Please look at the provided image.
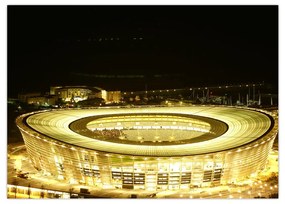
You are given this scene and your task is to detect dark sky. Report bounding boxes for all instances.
[8,6,278,97]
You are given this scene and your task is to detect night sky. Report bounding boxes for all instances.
[8,6,278,97]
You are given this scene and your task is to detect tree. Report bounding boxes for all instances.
[269,193,278,198]
[76,98,104,107]
[40,185,45,198]
[11,180,18,198]
[266,172,278,182]
[27,183,31,199]
[69,187,74,198]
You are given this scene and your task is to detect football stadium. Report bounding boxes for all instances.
[16,106,278,190]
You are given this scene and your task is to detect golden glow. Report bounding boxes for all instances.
[15,106,277,191]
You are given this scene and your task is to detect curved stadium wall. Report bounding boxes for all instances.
[16,106,278,190]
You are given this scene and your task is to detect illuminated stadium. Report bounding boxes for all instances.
[16,106,278,190]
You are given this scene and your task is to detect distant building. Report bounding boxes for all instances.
[104,91,121,103]
[18,92,58,106]
[18,86,122,106]
[18,92,41,103]
[27,96,58,106]
[50,86,122,104]
[50,86,103,103]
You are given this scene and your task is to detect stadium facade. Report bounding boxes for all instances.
[16,106,278,190]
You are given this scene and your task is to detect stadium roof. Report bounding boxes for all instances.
[22,106,274,156]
